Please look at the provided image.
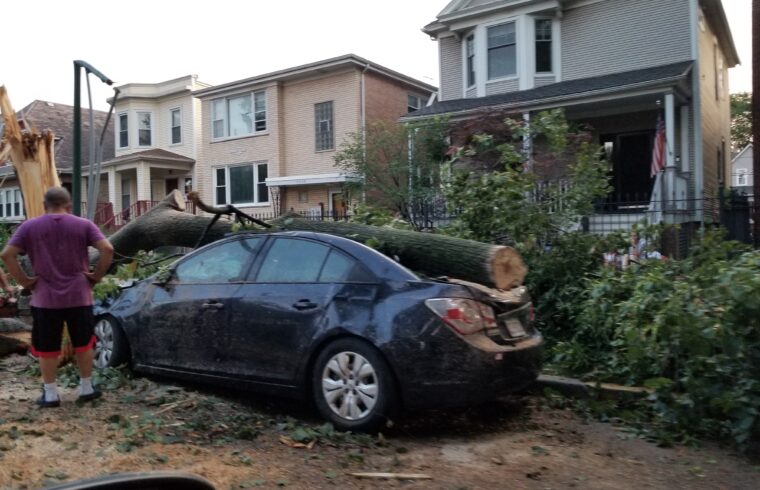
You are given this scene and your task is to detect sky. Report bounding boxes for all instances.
[0,0,752,112]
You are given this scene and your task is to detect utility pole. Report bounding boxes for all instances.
[754,0,760,246]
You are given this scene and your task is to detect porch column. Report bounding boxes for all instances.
[665,93,676,204]
[107,168,117,211]
[680,106,690,174]
[136,162,151,202]
[522,112,532,172]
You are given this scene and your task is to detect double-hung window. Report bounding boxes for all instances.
[137,112,152,147]
[0,188,23,219]
[170,108,181,144]
[487,22,517,79]
[466,34,476,87]
[211,91,267,139]
[535,19,553,73]
[315,101,334,151]
[407,94,422,113]
[118,113,128,148]
[215,162,269,205]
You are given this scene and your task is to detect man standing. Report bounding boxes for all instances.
[1,187,114,407]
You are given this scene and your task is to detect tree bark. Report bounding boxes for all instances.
[0,86,61,219]
[109,191,527,289]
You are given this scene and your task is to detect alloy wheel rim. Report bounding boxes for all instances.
[94,319,114,369]
[321,351,378,421]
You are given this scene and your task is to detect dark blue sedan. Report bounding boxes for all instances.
[93,231,542,431]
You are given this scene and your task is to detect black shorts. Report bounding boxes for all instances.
[31,306,96,358]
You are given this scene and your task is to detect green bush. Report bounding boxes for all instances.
[555,230,760,449]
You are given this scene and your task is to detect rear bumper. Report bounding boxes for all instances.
[390,333,544,409]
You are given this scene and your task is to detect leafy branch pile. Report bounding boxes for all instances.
[93,250,176,302]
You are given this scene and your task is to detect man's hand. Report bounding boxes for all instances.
[84,272,103,285]
[19,276,37,290]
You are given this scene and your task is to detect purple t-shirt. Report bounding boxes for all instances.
[8,213,105,309]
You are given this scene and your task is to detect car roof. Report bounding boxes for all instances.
[230,230,420,282]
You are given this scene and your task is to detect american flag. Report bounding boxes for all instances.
[650,115,666,178]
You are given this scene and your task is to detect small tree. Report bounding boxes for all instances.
[731,92,752,153]
[444,109,611,245]
[334,119,449,230]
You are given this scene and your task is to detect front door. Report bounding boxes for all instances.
[165,178,179,196]
[330,191,347,219]
[601,132,654,204]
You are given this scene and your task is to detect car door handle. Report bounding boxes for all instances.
[201,301,224,310]
[293,299,318,310]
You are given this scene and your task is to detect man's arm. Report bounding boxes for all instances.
[84,239,114,284]
[0,245,37,290]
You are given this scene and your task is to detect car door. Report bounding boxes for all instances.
[226,237,371,384]
[140,237,264,373]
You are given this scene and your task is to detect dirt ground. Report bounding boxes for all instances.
[0,353,757,490]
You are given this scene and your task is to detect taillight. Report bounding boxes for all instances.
[425,298,496,335]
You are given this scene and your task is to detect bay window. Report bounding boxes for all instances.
[535,19,553,73]
[137,112,152,147]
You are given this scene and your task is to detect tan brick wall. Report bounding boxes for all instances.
[698,8,731,200]
[195,83,281,214]
[281,70,361,177]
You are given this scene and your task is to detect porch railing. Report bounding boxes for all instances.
[81,202,114,227]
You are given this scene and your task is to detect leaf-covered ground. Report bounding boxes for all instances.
[0,354,757,489]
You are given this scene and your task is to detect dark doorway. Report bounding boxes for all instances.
[600,131,654,205]
[165,178,179,196]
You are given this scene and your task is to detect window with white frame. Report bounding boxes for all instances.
[211,91,267,139]
[736,169,748,186]
[535,19,553,73]
[0,188,24,219]
[214,162,269,205]
[487,21,517,79]
[315,101,334,151]
[137,112,152,147]
[118,113,128,148]
[466,34,476,87]
[171,108,181,144]
[407,94,423,113]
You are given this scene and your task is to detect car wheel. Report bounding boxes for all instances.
[93,316,130,369]
[312,338,398,433]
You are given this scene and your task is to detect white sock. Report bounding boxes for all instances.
[43,383,59,402]
[79,377,94,396]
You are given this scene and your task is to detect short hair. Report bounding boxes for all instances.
[44,187,72,208]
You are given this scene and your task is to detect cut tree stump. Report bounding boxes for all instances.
[107,191,528,290]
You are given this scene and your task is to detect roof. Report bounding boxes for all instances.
[1,99,114,173]
[401,61,693,120]
[99,148,194,168]
[732,144,753,163]
[194,54,437,98]
[701,0,740,67]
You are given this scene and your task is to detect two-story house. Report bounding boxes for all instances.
[403,0,739,231]
[1,100,114,223]
[192,54,436,217]
[86,75,209,226]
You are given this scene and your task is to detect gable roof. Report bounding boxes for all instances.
[1,100,114,173]
[193,54,437,99]
[732,144,753,163]
[401,61,693,121]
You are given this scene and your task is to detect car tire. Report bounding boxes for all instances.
[93,316,130,369]
[312,338,398,433]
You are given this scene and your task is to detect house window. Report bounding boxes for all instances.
[535,19,553,73]
[466,34,475,87]
[214,162,269,205]
[298,190,309,203]
[487,22,517,79]
[407,94,422,113]
[118,113,128,148]
[171,108,181,144]
[137,112,152,147]
[315,101,334,151]
[0,188,23,219]
[736,169,748,186]
[211,91,267,139]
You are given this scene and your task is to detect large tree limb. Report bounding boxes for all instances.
[108,191,527,289]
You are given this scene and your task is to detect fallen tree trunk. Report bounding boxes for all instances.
[108,191,527,289]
